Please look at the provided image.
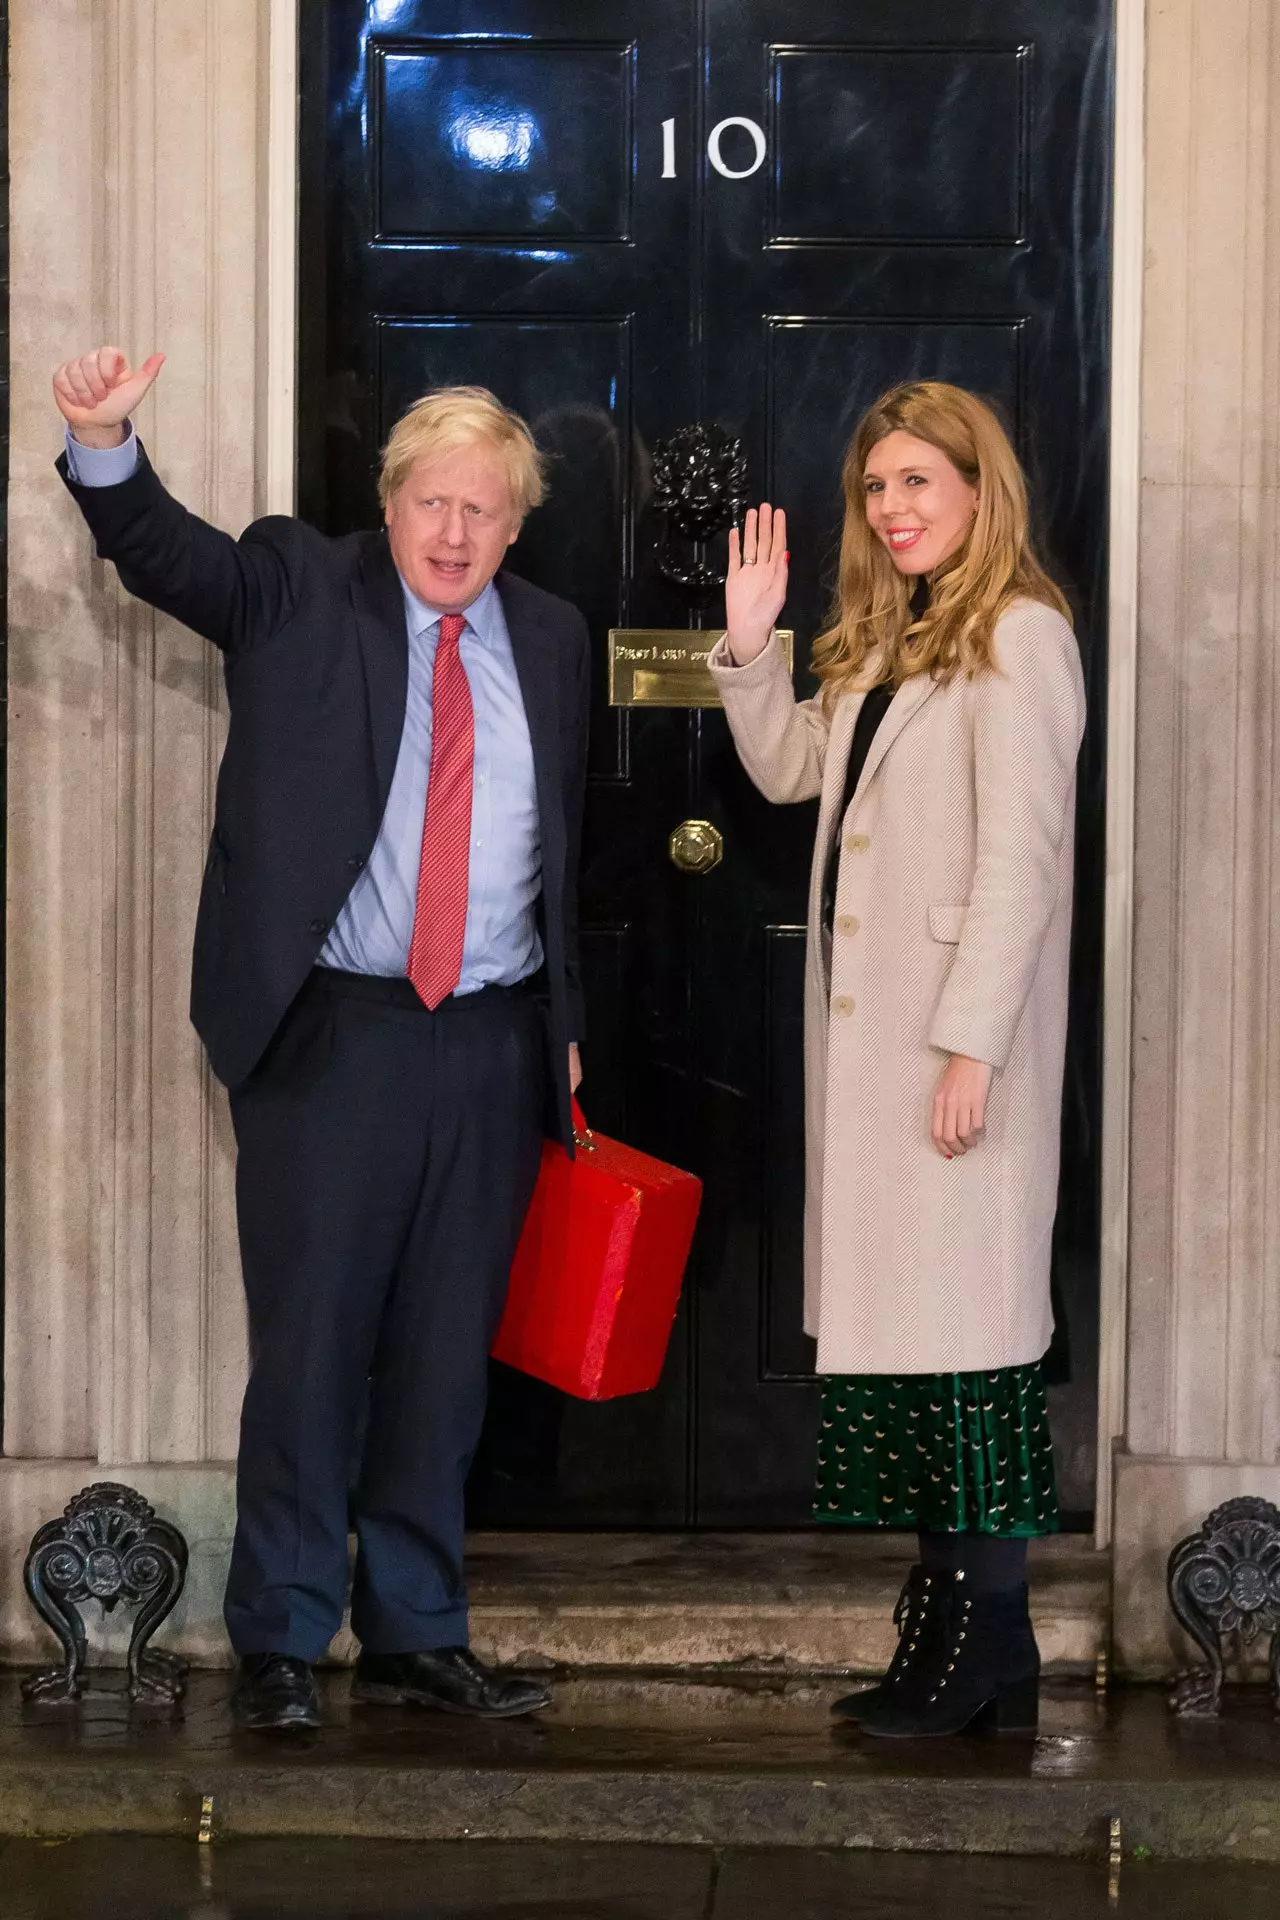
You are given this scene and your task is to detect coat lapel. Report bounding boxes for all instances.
[498,573,564,883]
[847,672,940,815]
[350,533,410,812]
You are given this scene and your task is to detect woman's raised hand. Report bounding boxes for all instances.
[53,347,165,447]
[724,503,788,664]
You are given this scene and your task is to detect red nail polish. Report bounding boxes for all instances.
[785,551,790,562]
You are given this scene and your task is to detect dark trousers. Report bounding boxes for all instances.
[223,967,545,1660]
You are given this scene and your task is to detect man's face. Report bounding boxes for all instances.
[385,442,522,611]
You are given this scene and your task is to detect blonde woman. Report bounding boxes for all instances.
[711,383,1085,1739]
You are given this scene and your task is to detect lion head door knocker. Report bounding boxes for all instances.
[1166,1495,1280,1716]
[21,1482,189,1708]
[650,423,749,598]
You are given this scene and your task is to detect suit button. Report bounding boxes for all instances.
[834,995,855,1018]
[309,918,329,936]
[347,855,366,872]
[836,915,860,936]
[845,833,870,854]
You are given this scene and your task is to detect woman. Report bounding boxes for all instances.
[710,383,1084,1739]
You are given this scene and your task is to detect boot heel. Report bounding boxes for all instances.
[990,1673,1039,1735]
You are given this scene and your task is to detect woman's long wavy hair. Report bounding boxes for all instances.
[810,382,1070,703]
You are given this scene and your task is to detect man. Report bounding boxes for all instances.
[53,347,588,1731]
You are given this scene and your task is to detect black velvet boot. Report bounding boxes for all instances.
[856,1577,1040,1739]
[830,1566,951,1722]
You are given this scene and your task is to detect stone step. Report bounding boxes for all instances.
[0,1467,1107,1675]
[0,1671,1277,1860]
[450,1531,1109,1677]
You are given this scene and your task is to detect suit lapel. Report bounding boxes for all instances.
[350,533,410,812]
[498,574,564,882]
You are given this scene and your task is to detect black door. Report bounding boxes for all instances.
[299,0,1111,1526]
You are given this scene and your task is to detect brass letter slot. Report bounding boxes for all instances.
[608,629,795,709]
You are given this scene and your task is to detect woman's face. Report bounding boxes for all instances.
[862,429,978,576]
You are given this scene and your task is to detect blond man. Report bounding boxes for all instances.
[54,347,588,1731]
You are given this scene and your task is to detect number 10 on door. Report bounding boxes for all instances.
[662,117,768,180]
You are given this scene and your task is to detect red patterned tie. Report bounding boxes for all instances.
[408,612,474,1009]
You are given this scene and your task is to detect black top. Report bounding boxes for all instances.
[821,682,893,932]
[821,578,929,933]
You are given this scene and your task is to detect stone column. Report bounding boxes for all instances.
[3,0,300,1662]
[4,0,284,1471]
[1113,0,1280,1675]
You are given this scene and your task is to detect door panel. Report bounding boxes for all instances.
[299,0,1110,1526]
[769,46,1028,245]
[373,42,635,242]
[692,0,1109,1523]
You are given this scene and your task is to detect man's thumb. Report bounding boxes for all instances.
[136,352,166,386]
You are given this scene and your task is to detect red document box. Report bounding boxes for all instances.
[493,1102,702,1400]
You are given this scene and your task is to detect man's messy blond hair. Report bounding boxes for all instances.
[378,385,547,516]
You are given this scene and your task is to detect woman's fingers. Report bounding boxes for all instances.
[931,1061,990,1157]
[738,504,790,571]
[931,1088,953,1156]
[727,524,740,575]
[741,506,788,572]
[932,1085,971,1156]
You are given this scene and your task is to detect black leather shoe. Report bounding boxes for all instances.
[231,1654,322,1731]
[352,1646,551,1718]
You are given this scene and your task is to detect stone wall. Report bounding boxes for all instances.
[4,0,276,1472]
[1112,0,1280,1675]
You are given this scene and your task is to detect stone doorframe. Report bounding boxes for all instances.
[263,0,1148,1546]
[1097,0,1143,1550]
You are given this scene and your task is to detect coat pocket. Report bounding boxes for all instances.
[928,901,967,943]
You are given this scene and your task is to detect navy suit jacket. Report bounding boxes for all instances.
[58,446,589,1148]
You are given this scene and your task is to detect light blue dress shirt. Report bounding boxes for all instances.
[65,426,544,994]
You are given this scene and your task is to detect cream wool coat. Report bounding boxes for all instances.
[709,601,1086,1375]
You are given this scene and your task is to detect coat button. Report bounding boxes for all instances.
[346,854,366,872]
[846,832,870,853]
[834,995,855,1018]
[309,918,329,935]
[836,915,860,936]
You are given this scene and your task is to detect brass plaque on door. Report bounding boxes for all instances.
[608,629,795,708]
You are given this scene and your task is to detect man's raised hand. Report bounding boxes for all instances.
[53,347,165,447]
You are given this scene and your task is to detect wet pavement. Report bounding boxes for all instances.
[0,1670,1276,1859]
[4,1834,1280,1918]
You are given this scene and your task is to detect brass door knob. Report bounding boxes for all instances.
[669,819,723,874]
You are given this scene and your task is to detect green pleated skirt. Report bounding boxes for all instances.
[814,1364,1059,1537]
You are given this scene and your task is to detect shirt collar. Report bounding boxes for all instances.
[398,574,502,647]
